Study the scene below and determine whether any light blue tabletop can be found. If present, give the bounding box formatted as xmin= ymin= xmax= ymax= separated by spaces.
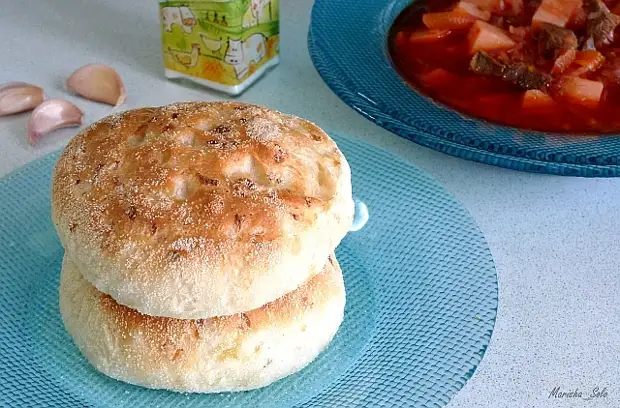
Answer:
xmin=1 ymin=0 xmax=619 ymax=407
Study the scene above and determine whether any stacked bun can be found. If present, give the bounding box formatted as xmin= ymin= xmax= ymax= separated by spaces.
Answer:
xmin=51 ymin=102 xmax=354 ymax=393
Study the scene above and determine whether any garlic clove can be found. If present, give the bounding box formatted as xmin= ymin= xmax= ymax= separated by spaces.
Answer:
xmin=28 ymin=99 xmax=84 ymax=146
xmin=0 ymin=82 xmax=46 ymax=116
xmin=66 ymin=64 xmax=126 ymax=106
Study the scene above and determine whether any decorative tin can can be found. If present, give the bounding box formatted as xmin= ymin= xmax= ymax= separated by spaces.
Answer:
xmin=159 ymin=0 xmax=280 ymax=95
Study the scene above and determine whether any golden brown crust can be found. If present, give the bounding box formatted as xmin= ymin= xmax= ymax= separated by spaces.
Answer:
xmin=52 ymin=102 xmax=354 ymax=318
xmin=59 ymin=254 xmax=346 ymax=393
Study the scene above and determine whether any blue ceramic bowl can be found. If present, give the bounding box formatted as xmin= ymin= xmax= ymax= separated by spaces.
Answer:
xmin=308 ymin=0 xmax=620 ymax=177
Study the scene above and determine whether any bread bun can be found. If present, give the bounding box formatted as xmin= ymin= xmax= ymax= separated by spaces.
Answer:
xmin=59 ymin=254 xmax=345 ymax=393
xmin=52 ymin=102 xmax=354 ymax=318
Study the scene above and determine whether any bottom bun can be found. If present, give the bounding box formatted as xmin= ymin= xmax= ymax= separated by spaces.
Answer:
xmin=59 ymin=255 xmax=345 ymax=393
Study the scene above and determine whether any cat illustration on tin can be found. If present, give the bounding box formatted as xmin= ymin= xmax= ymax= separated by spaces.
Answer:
xmin=224 ymin=34 xmax=267 ymax=79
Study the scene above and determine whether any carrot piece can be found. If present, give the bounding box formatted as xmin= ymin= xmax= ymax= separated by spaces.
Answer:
xmin=569 ymin=50 xmax=606 ymax=76
xmin=522 ymin=89 xmax=556 ymax=109
xmin=556 ymin=76 xmax=604 ymax=107
xmin=552 ymin=49 xmax=577 ymax=75
xmin=409 ymin=29 xmax=453 ymax=43
xmin=454 ymin=2 xmax=492 ymax=20
xmin=423 ymin=3 xmax=491 ymax=30
xmin=532 ymin=0 xmax=582 ymax=28
xmin=574 ymin=50 xmax=605 ymax=67
xmin=423 ymin=11 xmax=479 ymax=30
xmin=573 ymin=50 xmax=605 ymax=68
xmin=468 ymin=21 xmax=517 ymax=54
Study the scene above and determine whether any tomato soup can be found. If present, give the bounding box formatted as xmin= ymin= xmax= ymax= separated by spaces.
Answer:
xmin=389 ymin=0 xmax=620 ymax=133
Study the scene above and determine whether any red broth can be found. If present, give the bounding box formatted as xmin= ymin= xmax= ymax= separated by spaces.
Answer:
xmin=389 ymin=0 xmax=620 ymax=133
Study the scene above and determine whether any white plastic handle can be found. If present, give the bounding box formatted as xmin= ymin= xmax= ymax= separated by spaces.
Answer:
xmin=350 ymin=199 xmax=369 ymax=232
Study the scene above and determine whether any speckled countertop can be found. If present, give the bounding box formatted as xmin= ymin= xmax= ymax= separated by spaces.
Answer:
xmin=1 ymin=0 xmax=620 ymax=407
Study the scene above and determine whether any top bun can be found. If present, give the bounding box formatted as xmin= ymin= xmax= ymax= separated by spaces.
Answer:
xmin=52 ymin=102 xmax=353 ymax=319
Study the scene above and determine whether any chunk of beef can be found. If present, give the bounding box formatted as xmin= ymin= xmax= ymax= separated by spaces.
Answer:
xmin=470 ymin=50 xmax=506 ymax=75
xmin=502 ymin=64 xmax=552 ymax=89
xmin=586 ymin=0 xmax=620 ymax=48
xmin=470 ymin=51 xmax=551 ymax=89
xmin=537 ymin=22 xmax=578 ymax=60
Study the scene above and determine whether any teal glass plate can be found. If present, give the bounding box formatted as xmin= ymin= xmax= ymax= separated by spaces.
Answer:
xmin=0 ymin=133 xmax=497 ymax=407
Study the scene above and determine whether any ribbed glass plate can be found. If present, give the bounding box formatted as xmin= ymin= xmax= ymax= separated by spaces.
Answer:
xmin=308 ymin=0 xmax=620 ymax=177
xmin=0 ymin=133 xmax=497 ymax=407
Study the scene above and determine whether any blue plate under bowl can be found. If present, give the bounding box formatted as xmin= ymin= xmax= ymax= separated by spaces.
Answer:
xmin=308 ymin=0 xmax=620 ymax=177
xmin=0 ymin=133 xmax=497 ymax=408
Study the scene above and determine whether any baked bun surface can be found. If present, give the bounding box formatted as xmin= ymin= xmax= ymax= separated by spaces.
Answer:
xmin=51 ymin=102 xmax=354 ymax=318
xmin=59 ymin=254 xmax=346 ymax=393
